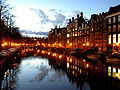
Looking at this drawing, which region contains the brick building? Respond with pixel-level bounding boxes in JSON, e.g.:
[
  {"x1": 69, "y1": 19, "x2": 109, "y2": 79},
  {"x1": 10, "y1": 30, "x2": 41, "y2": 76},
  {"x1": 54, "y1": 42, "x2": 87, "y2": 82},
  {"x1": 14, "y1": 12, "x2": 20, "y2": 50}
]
[
  {"x1": 48, "y1": 26, "x2": 67, "y2": 48},
  {"x1": 106, "y1": 5, "x2": 120, "y2": 51},
  {"x1": 48, "y1": 4, "x2": 120, "y2": 52}
]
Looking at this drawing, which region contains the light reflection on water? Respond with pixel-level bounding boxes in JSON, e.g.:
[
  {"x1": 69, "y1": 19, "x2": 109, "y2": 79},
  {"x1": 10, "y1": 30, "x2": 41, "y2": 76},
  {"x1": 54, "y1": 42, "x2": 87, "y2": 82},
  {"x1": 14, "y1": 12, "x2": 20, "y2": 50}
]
[
  {"x1": 15, "y1": 57, "x2": 79, "y2": 90},
  {"x1": 1, "y1": 49, "x2": 120, "y2": 90}
]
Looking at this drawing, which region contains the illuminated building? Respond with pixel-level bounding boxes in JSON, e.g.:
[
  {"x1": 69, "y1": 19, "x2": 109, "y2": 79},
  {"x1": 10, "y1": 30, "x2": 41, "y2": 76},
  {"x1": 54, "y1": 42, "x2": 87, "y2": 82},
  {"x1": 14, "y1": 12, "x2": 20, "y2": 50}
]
[
  {"x1": 67, "y1": 12, "x2": 85, "y2": 49},
  {"x1": 48, "y1": 5, "x2": 120, "y2": 52},
  {"x1": 106, "y1": 5, "x2": 120, "y2": 51},
  {"x1": 89, "y1": 12, "x2": 107, "y2": 51},
  {"x1": 48, "y1": 26, "x2": 67, "y2": 48}
]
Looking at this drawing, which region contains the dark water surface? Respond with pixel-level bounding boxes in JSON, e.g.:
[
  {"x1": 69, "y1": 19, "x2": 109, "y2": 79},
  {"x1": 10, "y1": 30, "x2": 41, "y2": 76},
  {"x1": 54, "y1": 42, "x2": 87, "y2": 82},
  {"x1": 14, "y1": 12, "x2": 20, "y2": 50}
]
[{"x1": 0, "y1": 49, "x2": 120, "y2": 90}]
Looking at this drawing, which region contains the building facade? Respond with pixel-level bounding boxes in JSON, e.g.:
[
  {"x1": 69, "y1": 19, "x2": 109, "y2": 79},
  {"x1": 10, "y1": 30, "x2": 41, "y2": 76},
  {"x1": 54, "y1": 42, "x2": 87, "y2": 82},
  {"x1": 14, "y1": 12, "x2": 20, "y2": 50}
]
[
  {"x1": 48, "y1": 26, "x2": 67, "y2": 48},
  {"x1": 89, "y1": 12, "x2": 107, "y2": 51},
  {"x1": 48, "y1": 4, "x2": 120, "y2": 52},
  {"x1": 106, "y1": 5, "x2": 120, "y2": 51},
  {"x1": 66, "y1": 12, "x2": 85, "y2": 49}
]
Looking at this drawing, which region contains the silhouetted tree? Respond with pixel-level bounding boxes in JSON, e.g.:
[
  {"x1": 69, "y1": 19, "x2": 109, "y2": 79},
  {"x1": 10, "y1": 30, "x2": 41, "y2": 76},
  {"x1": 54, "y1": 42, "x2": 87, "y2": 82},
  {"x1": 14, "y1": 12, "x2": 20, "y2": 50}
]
[{"x1": 0, "y1": 0, "x2": 22, "y2": 51}]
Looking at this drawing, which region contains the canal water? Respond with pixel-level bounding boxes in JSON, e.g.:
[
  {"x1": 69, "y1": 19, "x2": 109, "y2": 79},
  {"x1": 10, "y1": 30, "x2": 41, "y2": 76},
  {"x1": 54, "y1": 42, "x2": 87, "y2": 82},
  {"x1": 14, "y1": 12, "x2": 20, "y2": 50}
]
[{"x1": 0, "y1": 49, "x2": 120, "y2": 90}]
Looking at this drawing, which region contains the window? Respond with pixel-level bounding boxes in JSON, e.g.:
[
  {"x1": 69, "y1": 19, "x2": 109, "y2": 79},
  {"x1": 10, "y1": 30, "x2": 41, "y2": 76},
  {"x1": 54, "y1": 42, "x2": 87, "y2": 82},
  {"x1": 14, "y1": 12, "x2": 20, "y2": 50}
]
[
  {"x1": 108, "y1": 35, "x2": 111, "y2": 44},
  {"x1": 91, "y1": 28, "x2": 94, "y2": 31},
  {"x1": 118, "y1": 34, "x2": 120, "y2": 43},
  {"x1": 113, "y1": 34, "x2": 116, "y2": 43},
  {"x1": 118, "y1": 24, "x2": 120, "y2": 32},
  {"x1": 75, "y1": 28, "x2": 77, "y2": 30},
  {"x1": 108, "y1": 18, "x2": 111, "y2": 24},
  {"x1": 67, "y1": 40, "x2": 69, "y2": 43},
  {"x1": 109, "y1": 34, "x2": 117, "y2": 44},
  {"x1": 118, "y1": 15, "x2": 120, "y2": 22},
  {"x1": 67, "y1": 34, "x2": 70, "y2": 37},
  {"x1": 108, "y1": 26, "x2": 111, "y2": 33},
  {"x1": 73, "y1": 33, "x2": 74, "y2": 36},
  {"x1": 79, "y1": 31, "x2": 82, "y2": 35},
  {"x1": 113, "y1": 17, "x2": 116, "y2": 23},
  {"x1": 87, "y1": 30, "x2": 89, "y2": 34},
  {"x1": 75, "y1": 34, "x2": 77, "y2": 36},
  {"x1": 113, "y1": 25, "x2": 116, "y2": 32}
]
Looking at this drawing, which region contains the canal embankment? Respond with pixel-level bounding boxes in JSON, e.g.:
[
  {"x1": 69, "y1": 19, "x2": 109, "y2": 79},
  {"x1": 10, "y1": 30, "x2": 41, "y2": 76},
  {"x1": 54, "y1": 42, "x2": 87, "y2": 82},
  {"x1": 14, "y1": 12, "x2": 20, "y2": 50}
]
[{"x1": 0, "y1": 47, "x2": 22, "y2": 65}]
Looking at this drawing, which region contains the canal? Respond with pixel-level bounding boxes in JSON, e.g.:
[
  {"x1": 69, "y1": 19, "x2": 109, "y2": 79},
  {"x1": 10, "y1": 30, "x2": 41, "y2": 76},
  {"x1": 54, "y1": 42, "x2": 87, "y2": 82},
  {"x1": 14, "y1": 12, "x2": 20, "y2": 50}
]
[{"x1": 0, "y1": 48, "x2": 120, "y2": 90}]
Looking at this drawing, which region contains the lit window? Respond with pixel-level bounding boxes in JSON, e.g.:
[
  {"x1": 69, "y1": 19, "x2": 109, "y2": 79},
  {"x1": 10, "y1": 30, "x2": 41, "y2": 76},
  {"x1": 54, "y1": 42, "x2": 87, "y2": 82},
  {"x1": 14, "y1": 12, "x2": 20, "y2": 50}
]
[
  {"x1": 80, "y1": 31, "x2": 82, "y2": 35},
  {"x1": 75, "y1": 34, "x2": 77, "y2": 36},
  {"x1": 75, "y1": 28, "x2": 77, "y2": 30},
  {"x1": 67, "y1": 34, "x2": 70, "y2": 37},
  {"x1": 108, "y1": 18, "x2": 111, "y2": 24},
  {"x1": 118, "y1": 15, "x2": 120, "y2": 22},
  {"x1": 108, "y1": 26, "x2": 111, "y2": 33},
  {"x1": 118, "y1": 24, "x2": 120, "y2": 32},
  {"x1": 73, "y1": 33, "x2": 74, "y2": 36},
  {"x1": 113, "y1": 68, "x2": 116, "y2": 72},
  {"x1": 118, "y1": 34, "x2": 120, "y2": 43},
  {"x1": 67, "y1": 40, "x2": 69, "y2": 43},
  {"x1": 92, "y1": 28, "x2": 94, "y2": 31},
  {"x1": 118, "y1": 68, "x2": 120, "y2": 73},
  {"x1": 108, "y1": 66, "x2": 111, "y2": 77},
  {"x1": 108, "y1": 35, "x2": 111, "y2": 44},
  {"x1": 113, "y1": 34, "x2": 116, "y2": 44},
  {"x1": 113, "y1": 25, "x2": 116, "y2": 32}
]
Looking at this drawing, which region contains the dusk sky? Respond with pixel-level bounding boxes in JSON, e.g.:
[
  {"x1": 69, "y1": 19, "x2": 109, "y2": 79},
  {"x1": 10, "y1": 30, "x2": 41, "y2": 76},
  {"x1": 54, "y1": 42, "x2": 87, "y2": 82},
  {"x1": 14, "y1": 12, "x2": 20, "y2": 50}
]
[{"x1": 7, "y1": 0, "x2": 120, "y2": 37}]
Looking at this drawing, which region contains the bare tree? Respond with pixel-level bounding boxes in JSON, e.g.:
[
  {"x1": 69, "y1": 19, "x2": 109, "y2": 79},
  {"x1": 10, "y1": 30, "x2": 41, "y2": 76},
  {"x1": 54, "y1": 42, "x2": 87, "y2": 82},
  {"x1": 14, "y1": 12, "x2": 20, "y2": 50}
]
[{"x1": 0, "y1": 0, "x2": 22, "y2": 51}]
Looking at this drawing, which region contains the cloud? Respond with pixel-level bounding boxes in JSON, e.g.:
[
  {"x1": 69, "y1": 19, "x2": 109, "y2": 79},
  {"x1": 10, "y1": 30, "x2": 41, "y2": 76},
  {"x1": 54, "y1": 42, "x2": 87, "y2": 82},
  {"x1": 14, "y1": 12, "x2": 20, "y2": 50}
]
[
  {"x1": 30, "y1": 8, "x2": 49, "y2": 24},
  {"x1": 48, "y1": 70, "x2": 65, "y2": 82},
  {"x1": 48, "y1": 9, "x2": 68, "y2": 27},
  {"x1": 37, "y1": 10, "x2": 49, "y2": 24},
  {"x1": 16, "y1": 8, "x2": 82, "y2": 37},
  {"x1": 20, "y1": 30, "x2": 48, "y2": 35},
  {"x1": 20, "y1": 30, "x2": 48, "y2": 37},
  {"x1": 49, "y1": 13, "x2": 66, "y2": 26},
  {"x1": 72, "y1": 10, "x2": 81, "y2": 17},
  {"x1": 30, "y1": 8, "x2": 81, "y2": 28},
  {"x1": 29, "y1": 65, "x2": 51, "y2": 83}
]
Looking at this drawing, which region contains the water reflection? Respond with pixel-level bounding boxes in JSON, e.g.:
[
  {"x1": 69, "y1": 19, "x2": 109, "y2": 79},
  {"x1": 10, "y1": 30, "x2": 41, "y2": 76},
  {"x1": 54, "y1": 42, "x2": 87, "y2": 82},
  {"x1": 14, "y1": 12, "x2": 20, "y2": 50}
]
[{"x1": 0, "y1": 48, "x2": 120, "y2": 90}]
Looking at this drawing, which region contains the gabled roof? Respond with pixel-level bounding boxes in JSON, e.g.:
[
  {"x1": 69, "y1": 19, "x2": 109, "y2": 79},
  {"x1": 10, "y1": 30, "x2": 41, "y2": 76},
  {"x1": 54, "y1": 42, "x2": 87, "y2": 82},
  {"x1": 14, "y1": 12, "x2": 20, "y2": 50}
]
[
  {"x1": 108, "y1": 4, "x2": 120, "y2": 15},
  {"x1": 77, "y1": 16, "x2": 85, "y2": 23}
]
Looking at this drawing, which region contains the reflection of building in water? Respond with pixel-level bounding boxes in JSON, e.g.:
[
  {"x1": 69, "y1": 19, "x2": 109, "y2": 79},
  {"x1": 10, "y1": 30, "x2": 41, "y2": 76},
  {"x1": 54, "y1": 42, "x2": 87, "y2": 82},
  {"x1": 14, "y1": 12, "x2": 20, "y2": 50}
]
[
  {"x1": 108, "y1": 66, "x2": 120, "y2": 80},
  {"x1": 18, "y1": 49, "x2": 120, "y2": 90},
  {"x1": 0, "y1": 56, "x2": 21, "y2": 90},
  {"x1": 82, "y1": 81, "x2": 90, "y2": 90},
  {"x1": 46, "y1": 50, "x2": 120, "y2": 90}
]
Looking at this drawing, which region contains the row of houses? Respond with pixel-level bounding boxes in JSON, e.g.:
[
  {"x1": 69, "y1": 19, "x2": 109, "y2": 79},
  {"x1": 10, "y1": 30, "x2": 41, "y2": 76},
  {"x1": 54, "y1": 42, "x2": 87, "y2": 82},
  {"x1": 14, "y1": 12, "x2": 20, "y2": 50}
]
[{"x1": 48, "y1": 5, "x2": 120, "y2": 52}]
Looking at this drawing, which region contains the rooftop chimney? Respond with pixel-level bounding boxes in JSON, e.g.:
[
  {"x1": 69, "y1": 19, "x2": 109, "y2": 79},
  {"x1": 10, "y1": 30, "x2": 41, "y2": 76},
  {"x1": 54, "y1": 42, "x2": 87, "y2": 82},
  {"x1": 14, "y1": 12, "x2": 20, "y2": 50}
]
[
  {"x1": 69, "y1": 19, "x2": 71, "y2": 22},
  {"x1": 77, "y1": 14, "x2": 79, "y2": 18},
  {"x1": 55, "y1": 26, "x2": 57, "y2": 28},
  {"x1": 72, "y1": 17, "x2": 74, "y2": 21},
  {"x1": 80, "y1": 12, "x2": 83, "y2": 17}
]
